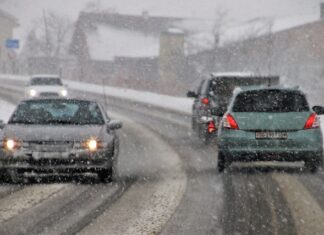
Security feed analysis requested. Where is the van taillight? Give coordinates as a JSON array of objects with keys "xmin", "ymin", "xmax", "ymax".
[
  {"xmin": 223, "ymin": 114, "xmax": 239, "ymax": 130},
  {"xmin": 201, "ymin": 97, "xmax": 209, "ymax": 105},
  {"xmin": 208, "ymin": 121, "xmax": 216, "ymax": 133},
  {"xmin": 304, "ymin": 113, "xmax": 320, "ymax": 129}
]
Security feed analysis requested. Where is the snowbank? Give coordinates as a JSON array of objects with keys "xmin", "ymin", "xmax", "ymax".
[
  {"xmin": 65, "ymin": 80, "xmax": 192, "ymax": 114},
  {"xmin": 0, "ymin": 74, "xmax": 192, "ymax": 115},
  {"xmin": 0, "ymin": 99, "xmax": 16, "ymax": 122}
]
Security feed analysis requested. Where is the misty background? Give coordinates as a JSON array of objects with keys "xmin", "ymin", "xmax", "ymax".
[{"xmin": 0, "ymin": 0, "xmax": 323, "ymax": 103}]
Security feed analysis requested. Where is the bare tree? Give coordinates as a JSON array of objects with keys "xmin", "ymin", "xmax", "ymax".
[
  {"xmin": 23, "ymin": 11, "xmax": 72, "ymax": 59},
  {"xmin": 212, "ymin": 8, "xmax": 228, "ymax": 48},
  {"xmin": 241, "ymin": 18, "xmax": 273, "ymax": 41}
]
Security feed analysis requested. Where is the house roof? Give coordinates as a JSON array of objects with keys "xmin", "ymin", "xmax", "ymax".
[
  {"xmin": 73, "ymin": 9, "xmax": 322, "ymax": 61},
  {"xmin": 0, "ymin": 8, "xmax": 19, "ymax": 27},
  {"xmin": 74, "ymin": 11, "xmax": 187, "ymax": 60},
  {"xmin": 78, "ymin": 11, "xmax": 182, "ymax": 36}
]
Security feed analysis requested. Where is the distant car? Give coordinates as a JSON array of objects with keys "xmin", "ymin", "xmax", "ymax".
[
  {"xmin": 216, "ymin": 86, "xmax": 324, "ymax": 172},
  {"xmin": 25, "ymin": 74, "xmax": 68, "ymax": 98},
  {"xmin": 0, "ymin": 98, "xmax": 122, "ymax": 183},
  {"xmin": 187, "ymin": 72, "xmax": 279, "ymax": 144}
]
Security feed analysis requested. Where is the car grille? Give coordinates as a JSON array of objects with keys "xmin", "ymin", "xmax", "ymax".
[
  {"xmin": 27, "ymin": 158, "xmax": 89, "ymax": 166},
  {"xmin": 39, "ymin": 92, "xmax": 59, "ymax": 97},
  {"xmin": 25, "ymin": 141, "xmax": 74, "ymax": 152}
]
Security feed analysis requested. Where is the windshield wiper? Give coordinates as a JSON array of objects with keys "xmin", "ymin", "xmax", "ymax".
[
  {"xmin": 9, "ymin": 120, "xmax": 37, "ymax": 124},
  {"xmin": 46, "ymin": 120, "xmax": 76, "ymax": 125}
]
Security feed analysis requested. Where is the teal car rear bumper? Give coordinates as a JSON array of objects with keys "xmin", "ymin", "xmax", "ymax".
[{"xmin": 218, "ymin": 128, "xmax": 323, "ymax": 162}]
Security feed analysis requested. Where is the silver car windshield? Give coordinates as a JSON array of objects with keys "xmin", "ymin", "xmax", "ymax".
[
  {"xmin": 30, "ymin": 78, "xmax": 63, "ymax": 86},
  {"xmin": 8, "ymin": 100, "xmax": 105, "ymax": 125}
]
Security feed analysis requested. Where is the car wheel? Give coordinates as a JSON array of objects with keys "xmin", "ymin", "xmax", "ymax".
[
  {"xmin": 305, "ymin": 158, "xmax": 322, "ymax": 173},
  {"xmin": 0, "ymin": 171, "xmax": 8, "ymax": 184},
  {"xmin": 97, "ymin": 168, "xmax": 113, "ymax": 183},
  {"xmin": 98, "ymin": 151, "xmax": 117, "ymax": 183},
  {"xmin": 192, "ymin": 117, "xmax": 197, "ymax": 131},
  {"xmin": 198, "ymin": 125, "xmax": 210, "ymax": 145},
  {"xmin": 217, "ymin": 152, "xmax": 228, "ymax": 173},
  {"xmin": 9, "ymin": 171, "xmax": 25, "ymax": 184}
]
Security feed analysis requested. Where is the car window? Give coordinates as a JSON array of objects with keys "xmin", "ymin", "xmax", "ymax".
[
  {"xmin": 9, "ymin": 100, "xmax": 105, "ymax": 125},
  {"xmin": 196, "ymin": 80, "xmax": 205, "ymax": 95},
  {"xmin": 232, "ymin": 90, "xmax": 310, "ymax": 112},
  {"xmin": 30, "ymin": 77, "xmax": 63, "ymax": 86}
]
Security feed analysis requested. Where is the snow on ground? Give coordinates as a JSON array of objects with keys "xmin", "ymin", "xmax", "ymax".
[
  {"xmin": 0, "ymin": 74, "xmax": 192, "ymax": 115},
  {"xmin": 65, "ymin": 80, "xmax": 192, "ymax": 114}
]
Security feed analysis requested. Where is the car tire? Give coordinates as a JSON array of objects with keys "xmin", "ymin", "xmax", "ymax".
[
  {"xmin": 305, "ymin": 158, "xmax": 322, "ymax": 173},
  {"xmin": 198, "ymin": 124, "xmax": 210, "ymax": 145},
  {"xmin": 217, "ymin": 152, "xmax": 228, "ymax": 173},
  {"xmin": 192, "ymin": 116, "xmax": 198, "ymax": 132},
  {"xmin": 97, "ymin": 168, "xmax": 113, "ymax": 183},
  {"xmin": 9, "ymin": 171, "xmax": 25, "ymax": 184},
  {"xmin": 98, "ymin": 151, "xmax": 118, "ymax": 183}
]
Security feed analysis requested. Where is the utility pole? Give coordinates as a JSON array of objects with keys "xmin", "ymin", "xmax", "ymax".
[{"xmin": 43, "ymin": 9, "xmax": 50, "ymax": 57}]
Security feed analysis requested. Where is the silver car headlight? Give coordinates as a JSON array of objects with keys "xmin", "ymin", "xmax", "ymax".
[
  {"xmin": 60, "ymin": 89, "xmax": 68, "ymax": 97},
  {"xmin": 29, "ymin": 89, "xmax": 37, "ymax": 97},
  {"xmin": 82, "ymin": 138, "xmax": 103, "ymax": 152},
  {"xmin": 3, "ymin": 138, "xmax": 22, "ymax": 151}
]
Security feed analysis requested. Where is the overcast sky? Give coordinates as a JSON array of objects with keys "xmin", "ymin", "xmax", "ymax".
[{"xmin": 0, "ymin": 0, "xmax": 321, "ymax": 43}]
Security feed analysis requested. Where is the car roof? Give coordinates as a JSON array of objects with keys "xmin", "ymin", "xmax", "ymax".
[
  {"xmin": 233, "ymin": 85, "xmax": 304, "ymax": 97},
  {"xmin": 238, "ymin": 85, "xmax": 300, "ymax": 91},
  {"xmin": 30, "ymin": 74, "xmax": 61, "ymax": 79},
  {"xmin": 211, "ymin": 72, "xmax": 254, "ymax": 77},
  {"xmin": 21, "ymin": 97, "xmax": 98, "ymax": 103}
]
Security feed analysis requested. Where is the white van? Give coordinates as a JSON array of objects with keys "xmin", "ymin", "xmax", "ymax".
[{"xmin": 25, "ymin": 74, "xmax": 68, "ymax": 98}]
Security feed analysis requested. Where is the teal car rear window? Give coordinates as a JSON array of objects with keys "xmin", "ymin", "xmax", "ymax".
[{"xmin": 232, "ymin": 90, "xmax": 309, "ymax": 112}]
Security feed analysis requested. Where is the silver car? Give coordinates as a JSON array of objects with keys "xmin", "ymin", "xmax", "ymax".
[{"xmin": 0, "ymin": 98, "xmax": 122, "ymax": 183}]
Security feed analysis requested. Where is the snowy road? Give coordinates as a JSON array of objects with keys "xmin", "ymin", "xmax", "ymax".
[{"xmin": 0, "ymin": 78, "xmax": 324, "ymax": 234}]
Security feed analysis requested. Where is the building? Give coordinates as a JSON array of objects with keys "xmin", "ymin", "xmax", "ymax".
[
  {"xmin": 190, "ymin": 3, "xmax": 324, "ymax": 103},
  {"xmin": 0, "ymin": 8, "xmax": 19, "ymax": 73},
  {"xmin": 69, "ymin": 11, "xmax": 203, "ymax": 94}
]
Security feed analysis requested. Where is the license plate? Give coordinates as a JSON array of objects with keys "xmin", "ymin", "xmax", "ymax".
[
  {"xmin": 255, "ymin": 132, "xmax": 288, "ymax": 139},
  {"xmin": 32, "ymin": 152, "xmax": 68, "ymax": 159}
]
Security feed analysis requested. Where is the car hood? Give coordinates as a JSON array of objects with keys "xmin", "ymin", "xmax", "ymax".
[
  {"xmin": 1, "ymin": 125, "xmax": 106, "ymax": 142},
  {"xmin": 26, "ymin": 85, "xmax": 66, "ymax": 93}
]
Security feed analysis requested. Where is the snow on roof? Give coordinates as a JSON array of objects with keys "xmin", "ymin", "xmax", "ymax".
[
  {"xmin": 166, "ymin": 28, "xmax": 184, "ymax": 34},
  {"xmin": 211, "ymin": 72, "xmax": 254, "ymax": 77},
  {"xmin": 82, "ymin": 12, "xmax": 319, "ymax": 60},
  {"xmin": 220, "ymin": 14, "xmax": 319, "ymax": 44},
  {"xmin": 86, "ymin": 25, "xmax": 160, "ymax": 60},
  {"xmin": 0, "ymin": 8, "xmax": 19, "ymax": 25},
  {"xmin": 31, "ymin": 74, "xmax": 60, "ymax": 78}
]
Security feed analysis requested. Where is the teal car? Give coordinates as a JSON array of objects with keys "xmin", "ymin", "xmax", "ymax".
[{"xmin": 216, "ymin": 87, "xmax": 324, "ymax": 172}]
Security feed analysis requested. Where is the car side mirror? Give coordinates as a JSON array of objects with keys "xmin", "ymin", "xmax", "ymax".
[
  {"xmin": 0, "ymin": 120, "xmax": 5, "ymax": 129},
  {"xmin": 107, "ymin": 120, "xmax": 122, "ymax": 130},
  {"xmin": 312, "ymin": 106, "xmax": 324, "ymax": 115},
  {"xmin": 187, "ymin": 90, "xmax": 198, "ymax": 98},
  {"xmin": 211, "ymin": 107, "xmax": 225, "ymax": 116}
]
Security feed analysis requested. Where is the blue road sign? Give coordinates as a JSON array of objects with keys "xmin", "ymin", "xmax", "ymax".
[{"xmin": 5, "ymin": 39, "xmax": 19, "ymax": 49}]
